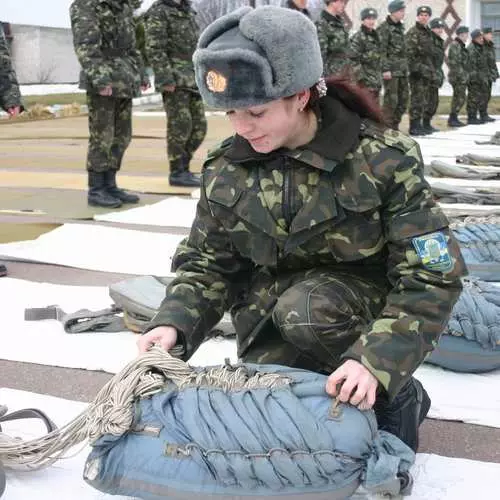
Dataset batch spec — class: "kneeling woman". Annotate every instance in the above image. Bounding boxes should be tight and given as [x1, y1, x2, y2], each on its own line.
[138, 6, 466, 452]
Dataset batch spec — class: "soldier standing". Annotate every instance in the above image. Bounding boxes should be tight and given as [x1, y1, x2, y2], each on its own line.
[286, 0, 310, 17]
[350, 8, 381, 100]
[482, 27, 498, 122]
[0, 27, 22, 117]
[316, 0, 350, 77]
[447, 26, 469, 127]
[423, 18, 445, 133]
[377, 1, 408, 130]
[406, 5, 434, 136]
[146, 0, 206, 187]
[467, 29, 489, 125]
[70, 0, 147, 208]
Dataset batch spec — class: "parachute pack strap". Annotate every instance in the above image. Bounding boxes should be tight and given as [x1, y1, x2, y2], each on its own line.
[24, 304, 125, 333]
[0, 406, 57, 434]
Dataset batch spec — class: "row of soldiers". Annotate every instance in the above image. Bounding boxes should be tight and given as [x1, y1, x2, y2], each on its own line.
[292, 0, 499, 135]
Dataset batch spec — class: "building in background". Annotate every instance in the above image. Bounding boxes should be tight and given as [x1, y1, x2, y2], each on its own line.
[0, 0, 498, 84]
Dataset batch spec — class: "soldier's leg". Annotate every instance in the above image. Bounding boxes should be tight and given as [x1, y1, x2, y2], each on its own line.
[85, 93, 122, 208]
[106, 98, 139, 203]
[448, 83, 467, 127]
[185, 92, 207, 168]
[409, 77, 427, 135]
[480, 82, 495, 122]
[269, 272, 429, 452]
[395, 75, 409, 129]
[382, 78, 399, 129]
[467, 82, 481, 124]
[422, 85, 439, 133]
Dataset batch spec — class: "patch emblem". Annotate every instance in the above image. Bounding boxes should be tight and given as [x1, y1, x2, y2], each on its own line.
[412, 232, 453, 272]
[206, 70, 227, 93]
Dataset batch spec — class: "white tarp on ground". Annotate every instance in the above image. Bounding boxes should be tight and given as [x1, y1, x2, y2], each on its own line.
[0, 224, 184, 276]
[94, 197, 198, 229]
[1, 277, 499, 430]
[1, 388, 500, 500]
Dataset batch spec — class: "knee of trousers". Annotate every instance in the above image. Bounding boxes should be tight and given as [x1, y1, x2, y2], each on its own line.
[272, 277, 361, 350]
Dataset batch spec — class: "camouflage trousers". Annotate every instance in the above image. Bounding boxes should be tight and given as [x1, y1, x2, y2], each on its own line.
[242, 272, 388, 374]
[487, 81, 493, 107]
[382, 76, 409, 129]
[467, 80, 489, 117]
[409, 76, 431, 121]
[450, 82, 467, 115]
[86, 93, 132, 172]
[424, 85, 440, 121]
[162, 89, 207, 173]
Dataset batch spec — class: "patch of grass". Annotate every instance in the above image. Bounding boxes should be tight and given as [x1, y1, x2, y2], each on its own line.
[22, 93, 87, 107]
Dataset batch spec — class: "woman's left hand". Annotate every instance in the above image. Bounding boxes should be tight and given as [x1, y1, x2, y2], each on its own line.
[326, 359, 379, 410]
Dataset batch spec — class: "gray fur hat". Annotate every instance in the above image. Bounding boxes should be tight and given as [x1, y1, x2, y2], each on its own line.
[456, 26, 469, 35]
[192, 6, 323, 109]
[388, 1, 405, 14]
[471, 29, 483, 40]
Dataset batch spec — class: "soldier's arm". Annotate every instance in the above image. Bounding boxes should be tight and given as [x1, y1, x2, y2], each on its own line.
[144, 161, 252, 360]
[0, 29, 22, 110]
[145, 7, 175, 89]
[349, 33, 364, 82]
[447, 43, 458, 74]
[69, 4, 113, 90]
[343, 143, 466, 399]
[377, 24, 390, 73]
[405, 30, 420, 71]
[316, 21, 329, 69]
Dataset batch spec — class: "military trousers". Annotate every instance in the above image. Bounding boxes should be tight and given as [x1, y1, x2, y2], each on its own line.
[424, 85, 440, 121]
[86, 93, 132, 172]
[467, 80, 489, 117]
[382, 76, 409, 129]
[242, 272, 387, 374]
[450, 82, 467, 115]
[409, 76, 431, 121]
[487, 81, 493, 109]
[162, 89, 207, 173]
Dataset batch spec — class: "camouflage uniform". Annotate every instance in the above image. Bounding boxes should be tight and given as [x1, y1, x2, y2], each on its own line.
[70, 0, 144, 173]
[146, 96, 466, 400]
[377, 15, 408, 129]
[350, 25, 382, 98]
[448, 37, 469, 115]
[0, 28, 22, 112]
[467, 41, 489, 120]
[146, 0, 207, 176]
[484, 39, 499, 113]
[424, 30, 444, 122]
[316, 10, 351, 77]
[406, 22, 435, 123]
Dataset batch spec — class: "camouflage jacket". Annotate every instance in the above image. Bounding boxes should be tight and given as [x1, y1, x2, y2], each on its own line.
[286, 0, 311, 18]
[145, 0, 199, 91]
[376, 15, 407, 77]
[0, 29, 21, 111]
[484, 40, 499, 83]
[468, 42, 489, 84]
[316, 10, 351, 77]
[70, 0, 145, 97]
[430, 31, 445, 87]
[147, 96, 466, 399]
[406, 22, 435, 81]
[447, 38, 469, 86]
[350, 25, 382, 91]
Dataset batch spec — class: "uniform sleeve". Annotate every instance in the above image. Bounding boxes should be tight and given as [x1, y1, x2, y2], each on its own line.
[0, 29, 22, 110]
[144, 171, 253, 360]
[377, 24, 390, 73]
[316, 21, 329, 69]
[145, 8, 175, 89]
[349, 33, 364, 82]
[468, 46, 479, 81]
[70, 4, 113, 90]
[447, 43, 459, 74]
[343, 144, 467, 399]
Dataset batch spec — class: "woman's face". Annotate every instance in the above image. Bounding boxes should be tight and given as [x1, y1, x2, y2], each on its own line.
[226, 95, 307, 153]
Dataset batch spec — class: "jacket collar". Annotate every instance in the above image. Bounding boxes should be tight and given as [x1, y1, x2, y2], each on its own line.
[415, 21, 429, 31]
[386, 15, 403, 27]
[321, 10, 344, 27]
[224, 96, 361, 172]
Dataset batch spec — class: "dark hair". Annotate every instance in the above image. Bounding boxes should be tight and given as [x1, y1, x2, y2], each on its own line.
[307, 74, 386, 125]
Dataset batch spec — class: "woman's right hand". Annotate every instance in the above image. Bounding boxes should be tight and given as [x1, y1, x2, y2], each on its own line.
[137, 325, 178, 353]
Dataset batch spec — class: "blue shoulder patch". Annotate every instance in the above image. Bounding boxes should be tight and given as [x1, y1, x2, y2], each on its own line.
[412, 231, 453, 273]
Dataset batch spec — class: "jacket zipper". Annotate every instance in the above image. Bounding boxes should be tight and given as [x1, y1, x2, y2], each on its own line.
[282, 157, 293, 229]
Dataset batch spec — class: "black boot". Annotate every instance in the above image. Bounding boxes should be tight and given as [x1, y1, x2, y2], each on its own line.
[0, 263, 7, 277]
[447, 113, 466, 127]
[468, 114, 482, 125]
[169, 158, 200, 187]
[88, 171, 122, 208]
[105, 170, 140, 204]
[422, 118, 439, 133]
[480, 113, 495, 123]
[374, 377, 431, 452]
[409, 119, 425, 136]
